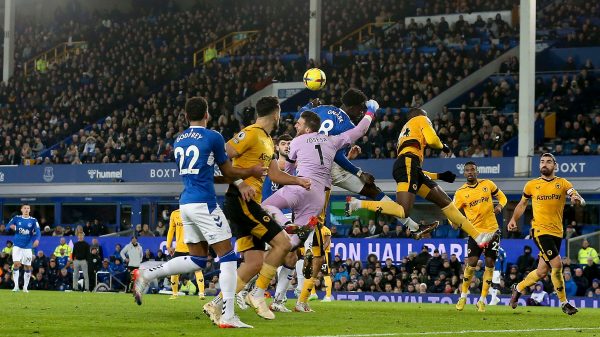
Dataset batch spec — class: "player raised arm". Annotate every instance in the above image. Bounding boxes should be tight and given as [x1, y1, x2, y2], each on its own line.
[423, 170, 456, 183]
[566, 183, 586, 206]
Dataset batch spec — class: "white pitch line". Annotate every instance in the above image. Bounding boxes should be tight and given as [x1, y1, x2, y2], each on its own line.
[286, 326, 600, 337]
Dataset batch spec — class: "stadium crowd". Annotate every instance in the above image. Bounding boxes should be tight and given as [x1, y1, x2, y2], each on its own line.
[2, 234, 599, 300]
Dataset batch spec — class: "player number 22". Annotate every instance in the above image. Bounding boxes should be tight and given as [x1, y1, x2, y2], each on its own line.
[175, 145, 200, 175]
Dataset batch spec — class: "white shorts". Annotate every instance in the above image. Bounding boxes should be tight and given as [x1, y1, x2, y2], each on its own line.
[180, 203, 232, 246]
[331, 162, 365, 194]
[12, 246, 33, 266]
[492, 270, 501, 284]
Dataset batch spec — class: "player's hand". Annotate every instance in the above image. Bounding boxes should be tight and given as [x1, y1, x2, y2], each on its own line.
[238, 182, 257, 202]
[248, 164, 267, 179]
[32, 240, 39, 248]
[570, 194, 585, 206]
[438, 171, 456, 183]
[494, 204, 503, 214]
[347, 145, 361, 160]
[310, 98, 321, 107]
[297, 177, 311, 190]
[507, 219, 517, 232]
[365, 99, 379, 115]
[167, 247, 175, 256]
[359, 171, 375, 185]
[442, 144, 451, 154]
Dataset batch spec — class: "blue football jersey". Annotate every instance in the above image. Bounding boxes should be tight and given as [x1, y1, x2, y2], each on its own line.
[8, 215, 40, 249]
[261, 175, 280, 201]
[174, 126, 228, 206]
[495, 246, 506, 272]
[296, 104, 355, 136]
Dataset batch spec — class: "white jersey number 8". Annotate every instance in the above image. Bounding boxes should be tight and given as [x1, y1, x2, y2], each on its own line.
[318, 120, 334, 135]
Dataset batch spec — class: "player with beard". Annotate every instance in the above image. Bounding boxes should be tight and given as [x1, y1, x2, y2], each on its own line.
[508, 153, 583, 315]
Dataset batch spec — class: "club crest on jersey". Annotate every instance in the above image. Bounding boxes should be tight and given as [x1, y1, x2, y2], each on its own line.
[483, 187, 488, 192]
[555, 183, 561, 189]
[233, 131, 246, 144]
[263, 215, 271, 222]
[547, 250, 553, 256]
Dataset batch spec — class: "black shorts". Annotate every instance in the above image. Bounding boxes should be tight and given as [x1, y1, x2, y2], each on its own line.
[393, 154, 438, 196]
[224, 187, 283, 253]
[173, 251, 189, 258]
[467, 231, 501, 260]
[533, 234, 562, 263]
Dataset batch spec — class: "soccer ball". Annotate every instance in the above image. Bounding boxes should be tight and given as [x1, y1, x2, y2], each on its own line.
[303, 68, 326, 91]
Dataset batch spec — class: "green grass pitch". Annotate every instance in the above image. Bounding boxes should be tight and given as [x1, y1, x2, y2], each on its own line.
[1, 290, 599, 337]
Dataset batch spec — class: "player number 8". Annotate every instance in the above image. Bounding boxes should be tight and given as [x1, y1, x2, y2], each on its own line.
[318, 120, 334, 135]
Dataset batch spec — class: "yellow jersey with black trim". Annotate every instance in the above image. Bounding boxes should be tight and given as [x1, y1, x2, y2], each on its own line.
[523, 177, 574, 237]
[453, 179, 506, 233]
[396, 115, 443, 164]
[321, 226, 332, 254]
[167, 209, 188, 253]
[227, 124, 275, 203]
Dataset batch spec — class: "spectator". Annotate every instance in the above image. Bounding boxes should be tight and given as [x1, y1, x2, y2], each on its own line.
[120, 236, 143, 290]
[90, 238, 103, 259]
[573, 267, 589, 296]
[180, 277, 197, 295]
[154, 221, 167, 237]
[32, 250, 49, 274]
[88, 247, 103, 290]
[56, 268, 72, 291]
[378, 225, 393, 238]
[142, 249, 155, 262]
[583, 258, 600, 285]
[564, 270, 577, 297]
[578, 239, 599, 265]
[516, 245, 535, 275]
[426, 249, 443, 279]
[139, 224, 155, 237]
[53, 237, 72, 258]
[414, 246, 431, 268]
[527, 282, 549, 306]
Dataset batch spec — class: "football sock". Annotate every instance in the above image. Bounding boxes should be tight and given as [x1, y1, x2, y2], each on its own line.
[13, 269, 20, 289]
[461, 265, 475, 298]
[296, 259, 305, 292]
[195, 270, 205, 295]
[311, 287, 317, 295]
[378, 195, 419, 231]
[324, 275, 332, 298]
[480, 267, 494, 301]
[441, 204, 481, 239]
[360, 200, 405, 218]
[299, 277, 315, 303]
[317, 189, 332, 225]
[143, 256, 206, 280]
[517, 270, 540, 293]
[551, 267, 567, 303]
[23, 270, 31, 290]
[275, 264, 294, 301]
[253, 263, 277, 298]
[171, 275, 179, 295]
[219, 260, 237, 320]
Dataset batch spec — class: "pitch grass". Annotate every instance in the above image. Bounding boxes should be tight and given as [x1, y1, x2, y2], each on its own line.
[1, 290, 599, 337]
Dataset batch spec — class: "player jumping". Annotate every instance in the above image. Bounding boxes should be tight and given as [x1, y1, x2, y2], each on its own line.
[346, 108, 496, 247]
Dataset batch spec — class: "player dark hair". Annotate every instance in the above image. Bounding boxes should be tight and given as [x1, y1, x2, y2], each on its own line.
[277, 134, 293, 143]
[541, 152, 556, 163]
[342, 88, 368, 108]
[300, 111, 322, 132]
[21, 203, 30, 208]
[464, 161, 477, 167]
[256, 96, 280, 117]
[185, 97, 208, 121]
[408, 107, 427, 119]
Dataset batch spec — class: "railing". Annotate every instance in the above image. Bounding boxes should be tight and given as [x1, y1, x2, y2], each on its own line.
[193, 30, 259, 67]
[329, 22, 395, 53]
[23, 41, 87, 76]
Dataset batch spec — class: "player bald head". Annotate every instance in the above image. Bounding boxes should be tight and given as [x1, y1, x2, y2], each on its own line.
[185, 96, 208, 122]
[407, 108, 427, 119]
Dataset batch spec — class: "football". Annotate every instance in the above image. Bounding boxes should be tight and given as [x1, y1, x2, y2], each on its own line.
[303, 68, 327, 91]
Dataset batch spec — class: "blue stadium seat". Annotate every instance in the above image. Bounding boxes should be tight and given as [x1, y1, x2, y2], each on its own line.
[433, 224, 450, 238]
[446, 228, 461, 238]
[581, 225, 600, 235]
